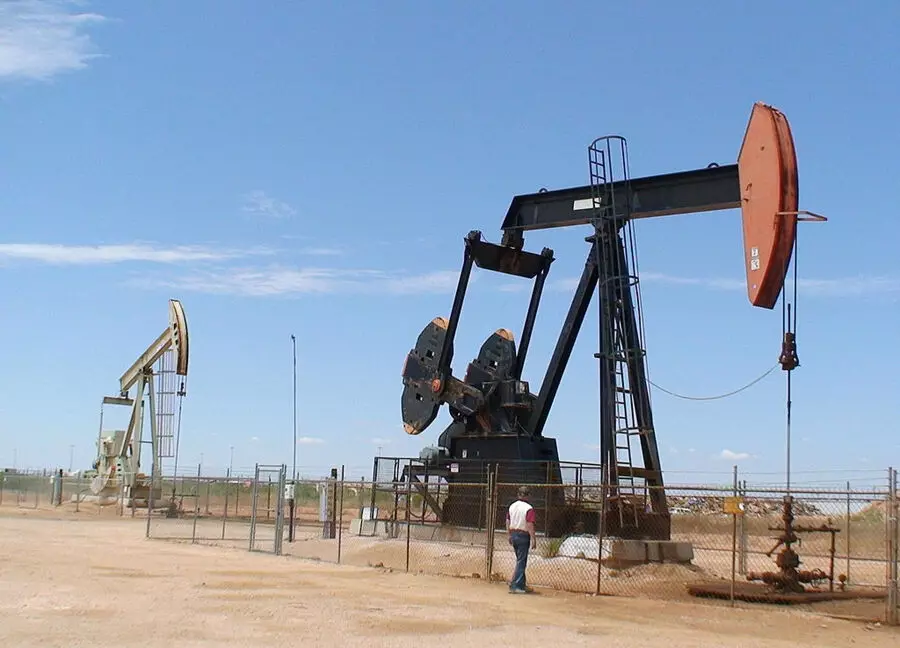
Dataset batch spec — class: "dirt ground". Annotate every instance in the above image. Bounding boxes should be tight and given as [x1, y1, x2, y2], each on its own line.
[0, 509, 896, 647]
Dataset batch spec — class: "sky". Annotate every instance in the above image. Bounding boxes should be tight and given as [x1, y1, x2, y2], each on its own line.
[1, 1, 898, 489]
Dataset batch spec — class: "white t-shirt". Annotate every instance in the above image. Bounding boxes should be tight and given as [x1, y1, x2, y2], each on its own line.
[507, 499, 535, 532]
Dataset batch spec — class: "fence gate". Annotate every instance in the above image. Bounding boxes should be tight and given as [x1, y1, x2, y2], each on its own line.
[249, 463, 287, 555]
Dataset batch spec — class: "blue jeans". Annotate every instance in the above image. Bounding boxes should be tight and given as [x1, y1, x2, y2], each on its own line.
[509, 531, 531, 591]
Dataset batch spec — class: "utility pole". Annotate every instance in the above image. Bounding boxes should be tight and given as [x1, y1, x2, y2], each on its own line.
[229, 445, 234, 474]
[68, 445, 74, 473]
[289, 333, 297, 542]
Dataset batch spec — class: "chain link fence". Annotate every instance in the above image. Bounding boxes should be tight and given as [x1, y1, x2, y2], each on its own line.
[134, 462, 900, 625]
[0, 469, 126, 515]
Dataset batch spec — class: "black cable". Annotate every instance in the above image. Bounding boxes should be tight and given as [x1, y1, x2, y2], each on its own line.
[648, 364, 780, 401]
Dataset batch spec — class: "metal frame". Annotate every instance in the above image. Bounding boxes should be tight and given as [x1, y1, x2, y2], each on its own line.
[249, 463, 287, 555]
[400, 139, 673, 538]
[500, 163, 740, 244]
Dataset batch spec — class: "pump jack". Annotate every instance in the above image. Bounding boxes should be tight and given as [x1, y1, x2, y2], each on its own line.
[90, 299, 189, 506]
[400, 102, 821, 540]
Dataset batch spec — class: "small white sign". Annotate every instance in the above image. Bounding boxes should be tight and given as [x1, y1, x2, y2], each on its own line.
[284, 483, 295, 500]
[450, 463, 459, 473]
[750, 246, 759, 258]
[750, 259, 760, 271]
[573, 197, 602, 211]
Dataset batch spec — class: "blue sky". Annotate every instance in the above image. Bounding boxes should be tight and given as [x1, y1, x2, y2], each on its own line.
[1, 1, 897, 488]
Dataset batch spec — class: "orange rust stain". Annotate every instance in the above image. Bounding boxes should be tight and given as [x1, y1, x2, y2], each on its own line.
[494, 328, 514, 341]
[738, 102, 799, 310]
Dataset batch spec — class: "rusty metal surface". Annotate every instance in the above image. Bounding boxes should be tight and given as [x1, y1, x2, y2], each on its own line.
[744, 495, 843, 594]
[738, 101, 800, 309]
[687, 581, 886, 604]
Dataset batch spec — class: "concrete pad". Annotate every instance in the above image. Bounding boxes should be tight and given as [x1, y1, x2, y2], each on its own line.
[558, 534, 694, 565]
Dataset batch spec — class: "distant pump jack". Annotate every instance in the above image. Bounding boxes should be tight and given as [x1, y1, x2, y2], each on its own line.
[90, 299, 189, 509]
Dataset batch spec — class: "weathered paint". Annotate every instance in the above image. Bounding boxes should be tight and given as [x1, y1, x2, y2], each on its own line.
[738, 102, 800, 309]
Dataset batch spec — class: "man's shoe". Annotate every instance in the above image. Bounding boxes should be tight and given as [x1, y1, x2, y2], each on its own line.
[509, 588, 527, 594]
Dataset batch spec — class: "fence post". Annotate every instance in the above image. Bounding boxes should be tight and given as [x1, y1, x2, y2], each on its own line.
[887, 467, 898, 626]
[337, 466, 345, 564]
[145, 460, 156, 538]
[192, 464, 201, 544]
[274, 465, 286, 556]
[221, 467, 231, 540]
[730, 465, 738, 607]
[249, 463, 260, 551]
[484, 466, 495, 581]
[738, 479, 748, 575]
[405, 459, 412, 573]
[894, 468, 899, 626]
[53, 469, 63, 506]
[595, 468, 608, 596]
[845, 480, 852, 585]
[235, 479, 240, 519]
[368, 458, 378, 537]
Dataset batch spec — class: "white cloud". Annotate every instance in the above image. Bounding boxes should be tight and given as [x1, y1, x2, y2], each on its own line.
[297, 436, 324, 445]
[299, 247, 343, 257]
[792, 276, 900, 297]
[498, 282, 529, 293]
[138, 266, 460, 297]
[640, 272, 744, 291]
[242, 190, 295, 219]
[0, 242, 270, 265]
[720, 449, 751, 461]
[549, 272, 900, 298]
[3, 240, 458, 296]
[0, 0, 106, 81]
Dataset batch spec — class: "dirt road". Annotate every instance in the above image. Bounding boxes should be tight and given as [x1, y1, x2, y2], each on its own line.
[0, 511, 894, 647]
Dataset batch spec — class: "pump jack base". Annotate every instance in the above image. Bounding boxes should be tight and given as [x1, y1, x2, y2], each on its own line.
[686, 581, 886, 605]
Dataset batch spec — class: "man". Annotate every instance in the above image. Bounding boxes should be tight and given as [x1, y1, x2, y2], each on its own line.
[506, 485, 536, 594]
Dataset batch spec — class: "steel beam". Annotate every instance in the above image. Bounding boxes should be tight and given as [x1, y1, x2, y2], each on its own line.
[501, 164, 740, 240]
